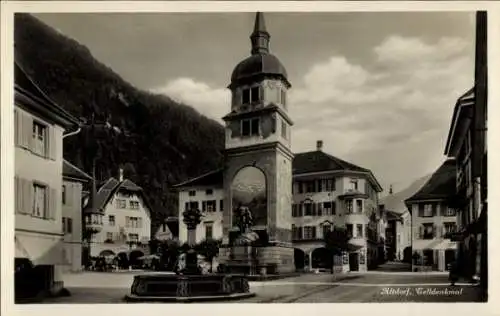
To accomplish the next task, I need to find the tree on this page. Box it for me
[195,238,222,272]
[324,227,350,256]
[182,208,203,246]
[148,238,160,255]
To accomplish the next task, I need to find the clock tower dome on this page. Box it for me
[221,12,294,274]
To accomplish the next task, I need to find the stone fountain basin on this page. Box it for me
[124,273,255,303]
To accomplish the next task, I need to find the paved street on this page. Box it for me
[38,269,482,303]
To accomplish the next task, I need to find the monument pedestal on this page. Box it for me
[219,242,294,275]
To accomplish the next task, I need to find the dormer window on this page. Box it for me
[242,86,260,105]
[241,118,260,136]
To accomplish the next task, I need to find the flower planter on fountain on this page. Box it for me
[124,207,255,302]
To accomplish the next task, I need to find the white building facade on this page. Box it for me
[175,170,225,244]
[61,160,92,272]
[406,159,459,272]
[87,173,152,260]
[14,61,80,295]
[175,141,384,272]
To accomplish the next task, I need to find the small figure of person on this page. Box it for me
[449,260,459,286]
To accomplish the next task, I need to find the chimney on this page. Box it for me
[389,185,393,195]
[316,140,323,151]
[119,168,124,182]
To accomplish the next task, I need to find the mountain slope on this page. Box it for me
[14,13,225,225]
[380,174,432,214]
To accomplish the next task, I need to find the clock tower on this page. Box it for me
[221,12,295,273]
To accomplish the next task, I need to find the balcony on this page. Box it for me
[84,213,103,234]
[338,189,368,200]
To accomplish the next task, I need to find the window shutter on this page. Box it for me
[22,112,33,150]
[441,225,446,238]
[317,203,322,216]
[312,226,317,239]
[47,126,57,160]
[14,176,20,213]
[14,110,21,146]
[432,203,438,216]
[49,187,57,220]
[298,227,303,239]
[418,226,423,239]
[418,204,424,217]
[21,179,33,215]
[66,183,74,207]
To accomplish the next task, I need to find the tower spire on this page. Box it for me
[250,12,270,55]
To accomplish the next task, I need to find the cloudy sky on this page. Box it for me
[34,12,476,196]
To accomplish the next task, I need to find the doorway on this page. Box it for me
[445,249,456,271]
[294,248,305,271]
[349,252,359,271]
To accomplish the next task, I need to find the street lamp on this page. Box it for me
[63,114,122,266]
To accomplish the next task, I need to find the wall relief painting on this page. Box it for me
[231,166,267,227]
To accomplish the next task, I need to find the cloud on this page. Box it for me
[150,35,473,191]
[289,35,473,158]
[150,77,230,121]
[374,36,469,65]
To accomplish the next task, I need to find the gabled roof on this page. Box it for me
[174,150,382,191]
[14,58,79,128]
[293,150,369,174]
[293,150,383,191]
[173,168,224,188]
[444,87,475,156]
[63,159,92,182]
[405,159,456,203]
[85,177,152,216]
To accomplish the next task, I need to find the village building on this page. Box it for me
[444,12,487,291]
[384,209,411,262]
[14,59,80,296]
[405,159,459,272]
[84,169,152,266]
[154,216,180,241]
[173,12,384,274]
[175,141,385,272]
[62,159,92,272]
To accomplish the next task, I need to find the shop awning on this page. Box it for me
[412,239,441,251]
[433,240,458,250]
[15,233,67,265]
[412,239,457,251]
[15,237,30,259]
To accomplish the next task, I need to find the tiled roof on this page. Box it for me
[120,179,142,192]
[85,177,148,214]
[292,151,369,174]
[173,168,224,188]
[444,87,475,156]
[405,159,456,203]
[14,59,79,128]
[174,150,378,189]
[63,160,92,182]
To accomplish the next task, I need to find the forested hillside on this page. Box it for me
[14,13,225,226]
